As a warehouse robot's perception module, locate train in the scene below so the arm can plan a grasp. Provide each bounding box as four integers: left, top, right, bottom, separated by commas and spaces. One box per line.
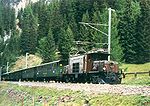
1, 48, 122, 84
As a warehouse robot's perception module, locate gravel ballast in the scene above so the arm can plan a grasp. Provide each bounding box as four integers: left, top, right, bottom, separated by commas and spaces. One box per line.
7, 81, 150, 96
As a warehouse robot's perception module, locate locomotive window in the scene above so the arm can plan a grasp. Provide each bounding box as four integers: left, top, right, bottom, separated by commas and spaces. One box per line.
50, 64, 53, 70
51, 64, 55, 71
53, 63, 56, 70
73, 63, 79, 73
91, 53, 108, 61
45, 65, 50, 71
56, 62, 59, 67
49, 62, 57, 72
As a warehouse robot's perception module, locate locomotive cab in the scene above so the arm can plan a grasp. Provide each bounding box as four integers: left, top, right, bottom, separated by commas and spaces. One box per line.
67, 48, 120, 74
85, 49, 120, 73
63, 48, 121, 84
84, 49, 109, 72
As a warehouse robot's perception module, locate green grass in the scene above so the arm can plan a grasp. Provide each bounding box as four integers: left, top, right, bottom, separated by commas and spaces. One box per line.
120, 62, 150, 85
122, 75, 150, 85
0, 83, 150, 106
120, 62, 150, 72
10, 54, 42, 71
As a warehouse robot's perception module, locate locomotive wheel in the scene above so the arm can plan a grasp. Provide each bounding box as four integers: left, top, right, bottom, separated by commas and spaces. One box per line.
98, 78, 106, 84
92, 76, 99, 84
71, 75, 76, 83
92, 76, 106, 84
65, 76, 70, 83
115, 78, 122, 84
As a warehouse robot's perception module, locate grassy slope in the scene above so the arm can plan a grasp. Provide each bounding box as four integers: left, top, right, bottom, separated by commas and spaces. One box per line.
10, 54, 42, 71
120, 62, 150, 85
0, 83, 150, 106
120, 62, 150, 72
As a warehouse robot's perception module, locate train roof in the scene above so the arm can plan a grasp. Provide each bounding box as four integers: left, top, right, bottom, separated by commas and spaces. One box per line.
86, 48, 109, 54
70, 48, 109, 58
2, 60, 60, 75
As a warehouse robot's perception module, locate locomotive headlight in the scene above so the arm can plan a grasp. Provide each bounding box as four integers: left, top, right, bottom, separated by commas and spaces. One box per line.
103, 66, 106, 71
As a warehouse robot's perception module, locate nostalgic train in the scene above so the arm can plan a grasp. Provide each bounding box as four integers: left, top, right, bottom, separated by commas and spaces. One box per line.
1, 48, 122, 84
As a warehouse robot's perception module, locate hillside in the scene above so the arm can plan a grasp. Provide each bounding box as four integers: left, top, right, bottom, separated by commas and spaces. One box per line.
10, 54, 42, 71
0, 0, 150, 69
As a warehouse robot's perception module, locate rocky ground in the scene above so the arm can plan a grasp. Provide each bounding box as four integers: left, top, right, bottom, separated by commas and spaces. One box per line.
8, 81, 150, 96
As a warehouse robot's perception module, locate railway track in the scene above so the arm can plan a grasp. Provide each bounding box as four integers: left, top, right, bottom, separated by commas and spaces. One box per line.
5, 81, 150, 96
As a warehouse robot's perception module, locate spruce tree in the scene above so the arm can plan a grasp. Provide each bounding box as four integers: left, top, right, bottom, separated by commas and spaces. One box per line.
0, 36, 4, 66
111, 13, 123, 62
80, 11, 91, 41
69, 16, 78, 41
2, 1, 16, 34
92, 2, 107, 48
0, 0, 19, 66
20, 6, 38, 54
66, 26, 75, 47
38, 28, 57, 63
58, 28, 73, 64
2, 30, 20, 64
135, 0, 150, 63
50, 1, 64, 44
92, 10, 103, 47
118, 0, 137, 63
0, 1, 4, 37
36, 2, 50, 41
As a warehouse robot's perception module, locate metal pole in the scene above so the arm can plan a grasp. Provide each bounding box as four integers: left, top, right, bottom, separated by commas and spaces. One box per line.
79, 8, 115, 61
108, 8, 115, 61
108, 8, 112, 61
0, 67, 2, 81
6, 62, 9, 73
26, 53, 28, 68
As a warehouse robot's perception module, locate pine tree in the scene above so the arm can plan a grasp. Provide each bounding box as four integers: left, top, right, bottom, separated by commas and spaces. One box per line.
92, 3, 123, 61
58, 28, 73, 64
36, 2, 50, 41
0, 0, 19, 66
0, 1, 4, 37
118, 0, 137, 63
115, 0, 126, 10
38, 28, 57, 63
80, 11, 91, 41
66, 26, 75, 47
111, 12, 123, 62
91, 7, 109, 48
135, 0, 150, 63
69, 16, 78, 41
2, 1, 16, 34
50, 1, 64, 44
20, 6, 38, 54
91, 2, 106, 49
92, 10, 103, 47
2, 30, 20, 64
0, 35, 4, 66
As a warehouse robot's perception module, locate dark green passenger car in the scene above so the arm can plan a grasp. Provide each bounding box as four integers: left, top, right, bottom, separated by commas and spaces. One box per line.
2, 60, 63, 81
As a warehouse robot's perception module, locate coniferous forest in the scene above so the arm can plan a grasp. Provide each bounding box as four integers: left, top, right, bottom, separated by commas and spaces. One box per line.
0, 0, 150, 70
